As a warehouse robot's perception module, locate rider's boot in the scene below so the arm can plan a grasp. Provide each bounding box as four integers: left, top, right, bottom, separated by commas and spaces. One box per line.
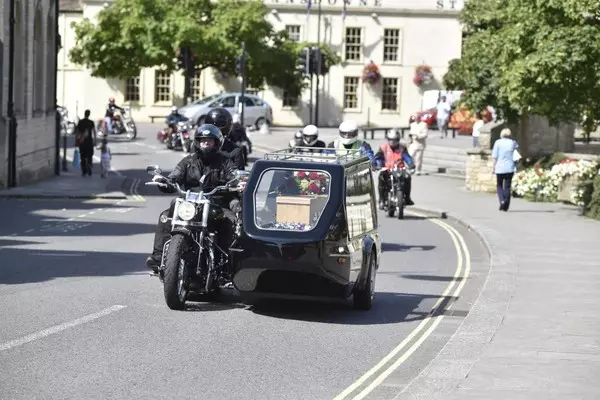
146, 254, 161, 274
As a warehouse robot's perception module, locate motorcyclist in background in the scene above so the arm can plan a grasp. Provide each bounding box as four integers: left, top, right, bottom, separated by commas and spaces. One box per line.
145, 124, 241, 274
374, 130, 416, 208
288, 130, 303, 149
229, 114, 252, 165
203, 108, 245, 170
327, 120, 376, 163
104, 97, 125, 134
293, 125, 326, 153
165, 106, 189, 141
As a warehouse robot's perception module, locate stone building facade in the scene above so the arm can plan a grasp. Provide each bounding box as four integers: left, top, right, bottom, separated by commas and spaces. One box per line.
57, 0, 463, 126
0, 0, 58, 187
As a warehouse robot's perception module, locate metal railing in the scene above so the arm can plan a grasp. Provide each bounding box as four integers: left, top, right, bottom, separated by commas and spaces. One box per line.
263, 148, 368, 165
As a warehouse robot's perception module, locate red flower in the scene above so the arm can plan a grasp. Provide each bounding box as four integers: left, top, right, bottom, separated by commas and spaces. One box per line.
308, 183, 320, 193
309, 172, 320, 180
297, 171, 307, 178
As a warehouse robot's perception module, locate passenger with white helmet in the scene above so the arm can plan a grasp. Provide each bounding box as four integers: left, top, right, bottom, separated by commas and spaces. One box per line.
165, 105, 189, 142
327, 120, 375, 162
374, 129, 416, 208
408, 114, 429, 175
293, 124, 326, 153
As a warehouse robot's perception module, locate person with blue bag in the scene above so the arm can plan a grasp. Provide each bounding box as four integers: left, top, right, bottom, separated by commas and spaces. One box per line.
374, 130, 416, 208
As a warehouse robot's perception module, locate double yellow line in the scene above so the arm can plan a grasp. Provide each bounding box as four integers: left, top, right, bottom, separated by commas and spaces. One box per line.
333, 211, 472, 400
128, 178, 145, 202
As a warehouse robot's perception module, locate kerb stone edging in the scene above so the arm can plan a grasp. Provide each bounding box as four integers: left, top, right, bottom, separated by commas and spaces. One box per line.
395, 206, 518, 400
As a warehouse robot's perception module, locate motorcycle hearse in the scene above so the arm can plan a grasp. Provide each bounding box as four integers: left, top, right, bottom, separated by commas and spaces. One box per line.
145, 147, 381, 311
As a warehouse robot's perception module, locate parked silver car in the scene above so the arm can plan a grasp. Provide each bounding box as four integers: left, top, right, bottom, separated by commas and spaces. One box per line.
178, 92, 273, 128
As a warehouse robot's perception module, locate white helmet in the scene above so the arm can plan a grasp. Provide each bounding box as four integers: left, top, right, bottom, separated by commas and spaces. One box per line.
232, 113, 241, 124
386, 129, 401, 144
302, 124, 319, 146
171, 106, 178, 113
338, 120, 359, 145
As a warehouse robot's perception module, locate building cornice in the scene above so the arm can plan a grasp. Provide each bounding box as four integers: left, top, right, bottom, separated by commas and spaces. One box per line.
266, 3, 460, 17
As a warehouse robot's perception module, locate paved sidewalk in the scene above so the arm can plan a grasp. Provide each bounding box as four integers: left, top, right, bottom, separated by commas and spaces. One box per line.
0, 169, 129, 199
394, 176, 600, 399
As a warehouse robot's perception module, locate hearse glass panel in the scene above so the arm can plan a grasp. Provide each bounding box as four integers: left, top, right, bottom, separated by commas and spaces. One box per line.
253, 168, 332, 232
345, 166, 376, 238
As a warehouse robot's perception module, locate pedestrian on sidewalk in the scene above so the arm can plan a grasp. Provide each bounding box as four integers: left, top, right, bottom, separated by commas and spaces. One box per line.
436, 96, 452, 138
408, 114, 428, 175
492, 128, 519, 211
77, 109, 97, 177
472, 112, 484, 148
98, 137, 112, 178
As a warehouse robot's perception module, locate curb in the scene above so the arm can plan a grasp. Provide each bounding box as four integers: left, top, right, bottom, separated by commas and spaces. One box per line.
394, 205, 518, 400
0, 175, 129, 201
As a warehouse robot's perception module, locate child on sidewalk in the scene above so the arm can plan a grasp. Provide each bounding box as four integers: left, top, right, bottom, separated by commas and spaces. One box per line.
98, 137, 112, 178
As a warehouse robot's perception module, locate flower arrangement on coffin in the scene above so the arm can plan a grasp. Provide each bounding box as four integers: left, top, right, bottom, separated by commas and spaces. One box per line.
293, 171, 330, 195
413, 64, 434, 86
361, 61, 381, 85
273, 222, 312, 231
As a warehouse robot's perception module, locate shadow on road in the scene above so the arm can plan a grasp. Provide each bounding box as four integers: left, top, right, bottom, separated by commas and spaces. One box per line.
247, 292, 457, 325
381, 242, 436, 252
0, 244, 149, 285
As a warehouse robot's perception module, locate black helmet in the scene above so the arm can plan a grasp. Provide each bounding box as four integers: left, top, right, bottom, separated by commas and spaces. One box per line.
204, 108, 233, 136
194, 124, 224, 157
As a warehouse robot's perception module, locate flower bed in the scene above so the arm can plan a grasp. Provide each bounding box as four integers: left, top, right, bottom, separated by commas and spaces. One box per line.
512, 157, 600, 205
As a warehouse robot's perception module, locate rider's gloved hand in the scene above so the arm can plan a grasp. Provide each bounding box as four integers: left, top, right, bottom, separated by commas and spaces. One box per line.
152, 175, 169, 187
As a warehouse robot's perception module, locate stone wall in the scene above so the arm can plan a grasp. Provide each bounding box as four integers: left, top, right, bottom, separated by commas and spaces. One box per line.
0, 0, 58, 187
466, 149, 496, 193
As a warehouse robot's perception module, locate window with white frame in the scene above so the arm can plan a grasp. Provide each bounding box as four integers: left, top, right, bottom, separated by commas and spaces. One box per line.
154, 70, 171, 102
286, 25, 301, 42
381, 78, 399, 111
383, 29, 400, 62
343, 77, 360, 110
192, 71, 202, 100
124, 76, 140, 102
283, 90, 299, 107
344, 28, 362, 61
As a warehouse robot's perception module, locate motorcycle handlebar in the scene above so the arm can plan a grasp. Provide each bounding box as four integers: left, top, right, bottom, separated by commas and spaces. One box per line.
146, 176, 237, 197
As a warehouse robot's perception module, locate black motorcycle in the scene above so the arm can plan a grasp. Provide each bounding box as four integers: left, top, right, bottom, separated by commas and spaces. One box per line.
145, 165, 249, 310
382, 161, 411, 219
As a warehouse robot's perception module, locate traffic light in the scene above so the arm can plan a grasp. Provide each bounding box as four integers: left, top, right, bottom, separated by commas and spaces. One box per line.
177, 47, 189, 69
296, 47, 310, 76
235, 55, 244, 75
309, 47, 328, 76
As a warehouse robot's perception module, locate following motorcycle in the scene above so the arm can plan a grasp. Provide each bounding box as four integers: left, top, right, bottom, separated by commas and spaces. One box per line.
381, 160, 412, 219
145, 165, 250, 310
97, 109, 137, 140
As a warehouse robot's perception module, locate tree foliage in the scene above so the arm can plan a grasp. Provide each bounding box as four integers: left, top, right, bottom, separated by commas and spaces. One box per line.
69, 0, 340, 96
443, 0, 600, 125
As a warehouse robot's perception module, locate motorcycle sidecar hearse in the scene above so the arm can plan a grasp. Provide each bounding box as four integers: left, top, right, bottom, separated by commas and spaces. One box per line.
234, 148, 381, 310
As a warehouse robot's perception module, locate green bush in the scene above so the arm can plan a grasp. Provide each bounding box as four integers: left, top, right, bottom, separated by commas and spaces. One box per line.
584, 175, 600, 221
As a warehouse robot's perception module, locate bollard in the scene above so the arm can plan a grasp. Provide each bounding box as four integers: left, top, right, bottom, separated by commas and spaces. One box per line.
61, 133, 68, 171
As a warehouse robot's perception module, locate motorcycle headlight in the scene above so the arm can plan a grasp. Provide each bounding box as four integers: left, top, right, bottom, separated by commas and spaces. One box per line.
177, 201, 196, 221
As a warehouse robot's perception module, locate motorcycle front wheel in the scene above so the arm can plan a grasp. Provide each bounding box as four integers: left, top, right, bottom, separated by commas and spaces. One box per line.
387, 192, 395, 218
162, 234, 191, 310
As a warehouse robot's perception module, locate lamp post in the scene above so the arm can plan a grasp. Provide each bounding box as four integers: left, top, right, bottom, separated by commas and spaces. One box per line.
7, 0, 18, 187
314, 1, 322, 127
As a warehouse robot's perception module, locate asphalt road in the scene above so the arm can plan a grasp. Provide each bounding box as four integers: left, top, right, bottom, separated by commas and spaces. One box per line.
0, 124, 490, 400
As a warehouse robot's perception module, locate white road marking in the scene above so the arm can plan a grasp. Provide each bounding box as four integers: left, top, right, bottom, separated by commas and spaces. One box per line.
29, 252, 87, 257
0, 305, 126, 352
24, 229, 34, 233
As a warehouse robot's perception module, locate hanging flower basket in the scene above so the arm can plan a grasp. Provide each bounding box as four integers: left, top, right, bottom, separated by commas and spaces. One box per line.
413, 64, 434, 86
361, 61, 381, 85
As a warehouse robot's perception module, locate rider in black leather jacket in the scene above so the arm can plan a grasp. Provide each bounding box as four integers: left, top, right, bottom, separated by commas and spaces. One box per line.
203, 108, 245, 170
146, 124, 240, 273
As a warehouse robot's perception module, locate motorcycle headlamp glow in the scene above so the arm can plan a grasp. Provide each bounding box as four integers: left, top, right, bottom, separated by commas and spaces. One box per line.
177, 201, 196, 221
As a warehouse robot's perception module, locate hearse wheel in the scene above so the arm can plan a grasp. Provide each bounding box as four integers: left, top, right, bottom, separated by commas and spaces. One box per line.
162, 234, 190, 310
353, 251, 376, 310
